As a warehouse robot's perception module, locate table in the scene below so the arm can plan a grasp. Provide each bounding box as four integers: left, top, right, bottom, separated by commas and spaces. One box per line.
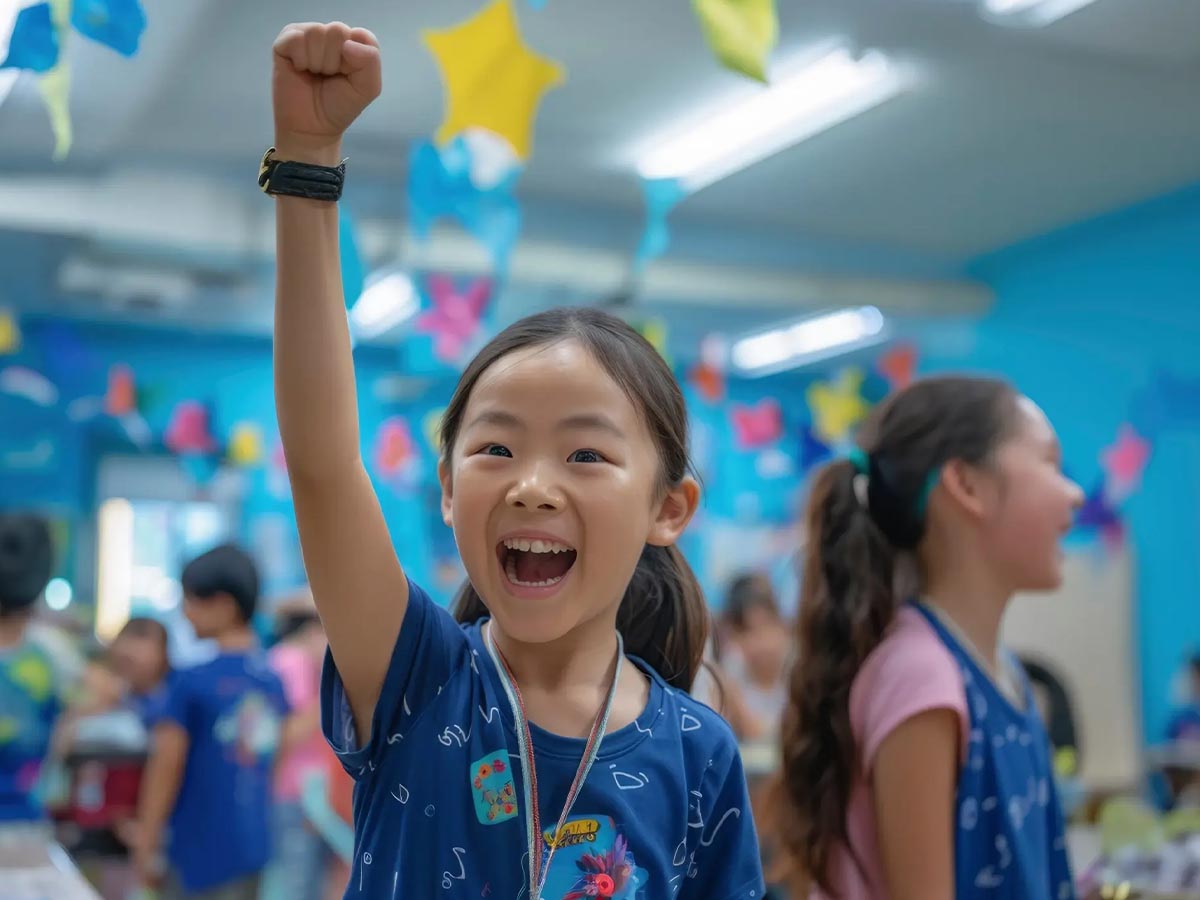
0, 824, 102, 900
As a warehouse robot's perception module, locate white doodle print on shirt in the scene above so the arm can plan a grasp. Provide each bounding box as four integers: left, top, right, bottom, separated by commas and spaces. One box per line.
360, 852, 373, 892
479, 704, 501, 725
390, 782, 410, 804
960, 796, 978, 831
688, 790, 704, 829
700, 807, 742, 847
441, 847, 467, 890
975, 865, 1003, 889
680, 707, 702, 733
609, 763, 649, 790
438, 723, 471, 748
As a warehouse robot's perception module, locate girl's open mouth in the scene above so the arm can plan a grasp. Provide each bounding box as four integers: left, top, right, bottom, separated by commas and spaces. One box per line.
496, 537, 578, 589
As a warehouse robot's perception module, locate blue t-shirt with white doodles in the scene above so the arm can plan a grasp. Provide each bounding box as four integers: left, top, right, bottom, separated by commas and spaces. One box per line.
321, 579, 765, 900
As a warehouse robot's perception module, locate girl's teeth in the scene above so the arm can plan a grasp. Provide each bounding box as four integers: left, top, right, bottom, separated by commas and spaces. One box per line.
503, 538, 571, 554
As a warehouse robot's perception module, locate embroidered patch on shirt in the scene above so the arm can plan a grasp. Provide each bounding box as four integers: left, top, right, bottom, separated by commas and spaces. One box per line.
470, 749, 518, 825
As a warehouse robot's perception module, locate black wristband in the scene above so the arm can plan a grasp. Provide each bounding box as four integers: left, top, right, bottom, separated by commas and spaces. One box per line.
258, 147, 346, 201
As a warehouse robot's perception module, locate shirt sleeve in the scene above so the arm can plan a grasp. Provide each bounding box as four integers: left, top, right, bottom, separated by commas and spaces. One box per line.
320, 578, 471, 778
683, 746, 767, 900
850, 621, 969, 774
157, 669, 195, 734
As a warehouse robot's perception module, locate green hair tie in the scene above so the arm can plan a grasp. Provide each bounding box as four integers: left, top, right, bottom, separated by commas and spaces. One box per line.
914, 468, 940, 519
846, 447, 870, 476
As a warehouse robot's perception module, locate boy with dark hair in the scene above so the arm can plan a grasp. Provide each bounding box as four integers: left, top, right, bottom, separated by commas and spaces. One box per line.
135, 544, 289, 900
0, 512, 64, 822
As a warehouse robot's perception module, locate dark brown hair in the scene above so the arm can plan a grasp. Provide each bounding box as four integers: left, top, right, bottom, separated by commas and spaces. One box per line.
722, 572, 781, 632
777, 375, 1019, 894
441, 307, 708, 691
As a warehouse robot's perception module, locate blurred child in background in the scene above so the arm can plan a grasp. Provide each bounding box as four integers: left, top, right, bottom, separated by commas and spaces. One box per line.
135, 544, 290, 900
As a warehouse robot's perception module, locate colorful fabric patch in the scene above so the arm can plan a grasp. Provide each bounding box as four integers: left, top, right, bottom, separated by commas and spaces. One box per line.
470, 749, 518, 825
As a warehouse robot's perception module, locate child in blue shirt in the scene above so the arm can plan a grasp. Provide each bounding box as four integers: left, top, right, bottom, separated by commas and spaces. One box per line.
135, 544, 289, 900
0, 513, 62, 823
270, 22, 765, 899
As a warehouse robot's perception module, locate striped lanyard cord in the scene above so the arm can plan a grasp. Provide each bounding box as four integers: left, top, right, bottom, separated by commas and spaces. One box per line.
484, 622, 624, 900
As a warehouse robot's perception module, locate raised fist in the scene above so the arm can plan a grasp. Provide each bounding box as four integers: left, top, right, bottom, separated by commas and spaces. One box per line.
272, 22, 381, 147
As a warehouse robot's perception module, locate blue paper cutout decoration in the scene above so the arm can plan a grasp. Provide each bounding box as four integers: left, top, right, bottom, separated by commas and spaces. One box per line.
799, 424, 832, 472
1, 3, 60, 73
339, 210, 366, 308
407, 136, 522, 276
71, 0, 146, 57
528, 0, 549, 7
634, 177, 686, 272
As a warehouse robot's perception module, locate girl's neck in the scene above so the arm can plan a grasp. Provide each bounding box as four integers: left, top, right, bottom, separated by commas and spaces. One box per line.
489, 611, 620, 694
922, 568, 1011, 673
487, 611, 649, 738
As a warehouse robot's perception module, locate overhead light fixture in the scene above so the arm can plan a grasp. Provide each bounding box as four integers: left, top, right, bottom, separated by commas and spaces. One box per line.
731, 306, 887, 376
348, 269, 420, 341
636, 45, 909, 193
981, 0, 1099, 26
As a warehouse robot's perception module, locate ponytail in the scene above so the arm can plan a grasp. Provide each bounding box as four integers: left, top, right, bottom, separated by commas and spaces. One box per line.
775, 375, 1021, 894
776, 458, 899, 894
453, 542, 708, 692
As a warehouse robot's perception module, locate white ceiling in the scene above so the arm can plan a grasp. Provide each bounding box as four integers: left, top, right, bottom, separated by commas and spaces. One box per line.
0, 0, 1198, 326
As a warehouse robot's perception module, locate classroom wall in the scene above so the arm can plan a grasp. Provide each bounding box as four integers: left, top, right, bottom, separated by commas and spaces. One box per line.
962, 183, 1200, 742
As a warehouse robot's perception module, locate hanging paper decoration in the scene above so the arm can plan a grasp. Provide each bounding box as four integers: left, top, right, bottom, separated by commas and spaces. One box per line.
632, 318, 670, 363
755, 447, 793, 479
460, 127, 521, 190
634, 177, 687, 272
0, 437, 56, 472
164, 401, 217, 455
731, 398, 782, 450
798, 424, 832, 472
104, 364, 136, 416
0, 3, 59, 72
807, 367, 870, 445
0, 309, 19, 355
1075, 479, 1124, 552
228, 422, 265, 467
691, 0, 779, 83
408, 136, 522, 274
118, 412, 152, 450
67, 395, 104, 421
689, 362, 725, 404
70, 0, 146, 57
877, 342, 918, 391
0, 366, 58, 407
1101, 424, 1151, 503
374, 417, 420, 487
180, 453, 219, 489
423, 407, 446, 455
417, 274, 492, 364
422, 0, 565, 161
38, 0, 73, 160
339, 210, 365, 309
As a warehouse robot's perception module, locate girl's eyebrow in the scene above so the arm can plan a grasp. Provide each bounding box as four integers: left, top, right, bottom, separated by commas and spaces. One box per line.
465, 409, 626, 440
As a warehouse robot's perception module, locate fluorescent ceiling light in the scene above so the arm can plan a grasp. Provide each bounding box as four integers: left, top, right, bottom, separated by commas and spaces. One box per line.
982, 0, 1099, 26
637, 46, 908, 193
349, 269, 419, 340
731, 306, 887, 375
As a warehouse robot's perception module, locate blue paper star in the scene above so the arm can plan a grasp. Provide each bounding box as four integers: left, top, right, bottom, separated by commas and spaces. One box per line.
71, 0, 146, 57
407, 137, 522, 276
1, 3, 59, 73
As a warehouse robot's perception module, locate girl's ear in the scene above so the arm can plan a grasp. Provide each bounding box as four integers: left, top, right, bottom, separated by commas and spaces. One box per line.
439, 459, 453, 528
647, 477, 700, 547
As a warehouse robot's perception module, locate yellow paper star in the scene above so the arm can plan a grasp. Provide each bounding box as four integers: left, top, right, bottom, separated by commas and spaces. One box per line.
0, 309, 20, 354
692, 0, 778, 83
228, 422, 265, 467
10, 654, 54, 703
806, 367, 870, 445
423, 0, 565, 160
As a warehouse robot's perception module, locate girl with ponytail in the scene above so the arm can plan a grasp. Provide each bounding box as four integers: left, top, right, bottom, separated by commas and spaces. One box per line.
778, 376, 1084, 900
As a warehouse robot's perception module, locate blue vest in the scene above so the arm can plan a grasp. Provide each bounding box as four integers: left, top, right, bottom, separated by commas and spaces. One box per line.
913, 604, 1075, 900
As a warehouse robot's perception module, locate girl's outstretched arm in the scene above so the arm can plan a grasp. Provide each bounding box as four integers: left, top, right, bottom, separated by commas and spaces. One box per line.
271, 21, 404, 742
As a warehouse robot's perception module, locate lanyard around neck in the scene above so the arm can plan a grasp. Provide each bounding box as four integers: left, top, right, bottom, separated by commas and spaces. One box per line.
484, 622, 624, 900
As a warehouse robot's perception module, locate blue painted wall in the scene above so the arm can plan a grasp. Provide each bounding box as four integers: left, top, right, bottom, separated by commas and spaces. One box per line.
958, 184, 1200, 741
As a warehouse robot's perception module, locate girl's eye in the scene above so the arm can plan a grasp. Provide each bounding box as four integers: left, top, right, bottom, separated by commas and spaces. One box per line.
569, 449, 604, 464
483, 445, 512, 458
